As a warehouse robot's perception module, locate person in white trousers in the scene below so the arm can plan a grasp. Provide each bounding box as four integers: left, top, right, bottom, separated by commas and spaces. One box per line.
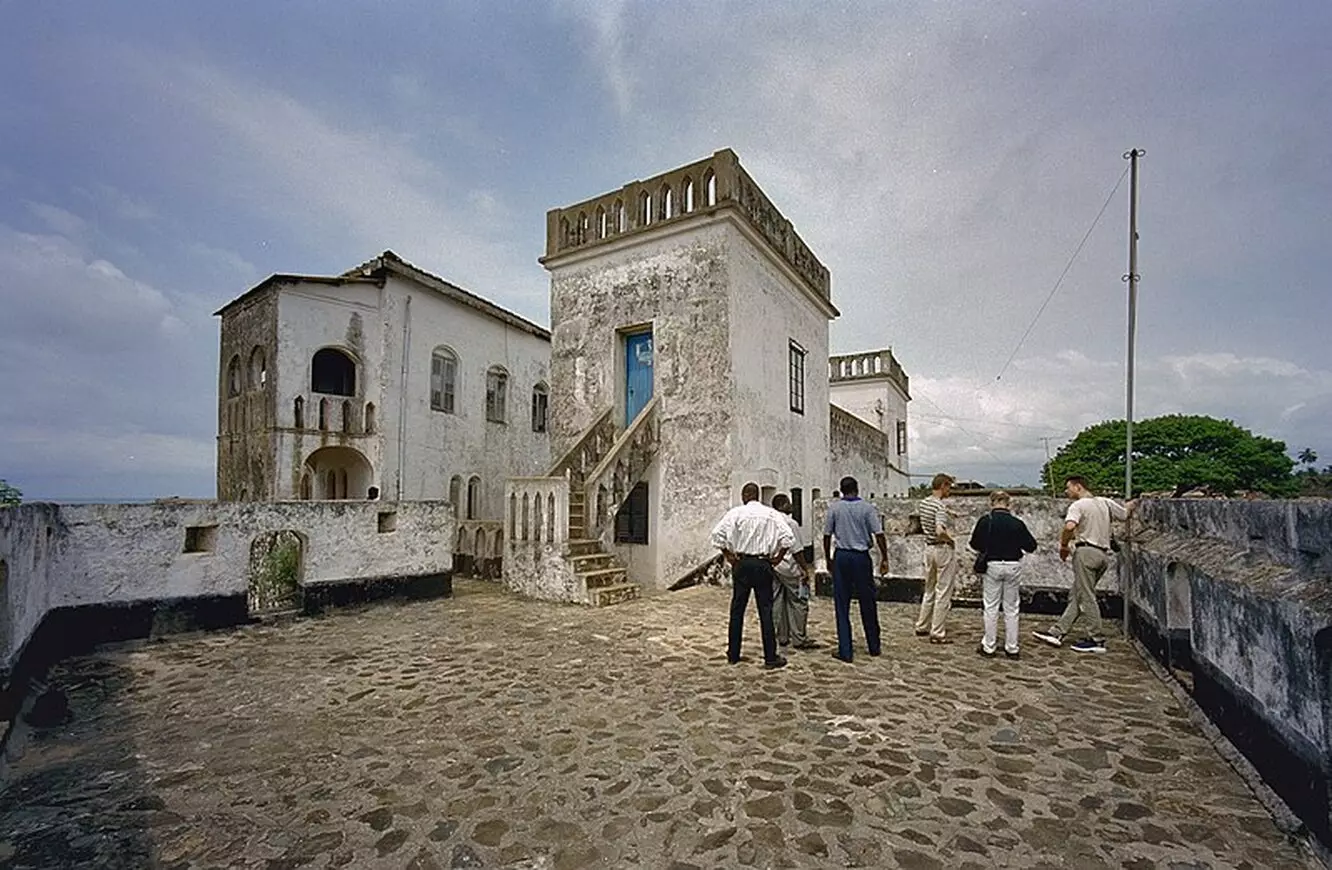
968, 490, 1038, 659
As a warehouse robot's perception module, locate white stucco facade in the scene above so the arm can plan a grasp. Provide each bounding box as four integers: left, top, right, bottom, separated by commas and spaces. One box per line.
217, 252, 551, 528
828, 349, 912, 497
543, 150, 838, 591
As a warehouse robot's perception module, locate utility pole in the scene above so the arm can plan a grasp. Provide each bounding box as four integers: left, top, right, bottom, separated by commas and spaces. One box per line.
1040, 437, 1055, 497
1123, 148, 1144, 499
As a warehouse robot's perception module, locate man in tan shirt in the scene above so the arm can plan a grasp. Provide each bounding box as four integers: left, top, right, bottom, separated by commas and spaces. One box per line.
1033, 475, 1135, 653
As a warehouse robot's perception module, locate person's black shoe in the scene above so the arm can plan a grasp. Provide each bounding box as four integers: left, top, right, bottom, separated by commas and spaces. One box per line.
868, 649, 882, 657
977, 646, 996, 658
1004, 650, 1021, 660
727, 655, 751, 665
830, 652, 853, 663
763, 656, 788, 670
792, 639, 820, 650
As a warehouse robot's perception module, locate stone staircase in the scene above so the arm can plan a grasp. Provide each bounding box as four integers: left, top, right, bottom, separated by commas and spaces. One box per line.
566, 484, 640, 607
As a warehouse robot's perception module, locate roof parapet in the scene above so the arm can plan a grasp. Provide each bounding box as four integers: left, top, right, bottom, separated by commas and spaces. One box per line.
829, 348, 910, 399
540, 149, 831, 302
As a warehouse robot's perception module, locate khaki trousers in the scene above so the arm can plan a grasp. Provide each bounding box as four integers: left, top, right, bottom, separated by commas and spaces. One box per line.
1053, 545, 1107, 640
916, 543, 957, 639
772, 573, 810, 646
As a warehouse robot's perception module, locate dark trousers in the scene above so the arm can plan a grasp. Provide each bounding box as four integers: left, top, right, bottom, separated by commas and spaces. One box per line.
728, 557, 779, 664
832, 549, 881, 660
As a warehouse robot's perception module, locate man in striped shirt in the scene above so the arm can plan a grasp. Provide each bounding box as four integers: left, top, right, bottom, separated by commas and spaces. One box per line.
916, 473, 958, 643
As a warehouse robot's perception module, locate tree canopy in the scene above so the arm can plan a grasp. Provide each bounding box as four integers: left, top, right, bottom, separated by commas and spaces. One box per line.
0, 479, 20, 506
1042, 415, 1297, 497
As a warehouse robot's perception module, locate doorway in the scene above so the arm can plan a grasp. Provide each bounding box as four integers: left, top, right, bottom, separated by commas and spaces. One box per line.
624, 329, 654, 426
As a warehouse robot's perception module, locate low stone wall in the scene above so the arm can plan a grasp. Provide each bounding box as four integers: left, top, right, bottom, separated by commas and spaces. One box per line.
1126, 498, 1332, 848
0, 500, 456, 684
812, 494, 1126, 596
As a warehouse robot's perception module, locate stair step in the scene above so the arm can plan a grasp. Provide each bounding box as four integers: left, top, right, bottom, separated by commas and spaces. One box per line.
570, 553, 615, 570
580, 567, 627, 588
589, 582, 640, 607
567, 538, 601, 557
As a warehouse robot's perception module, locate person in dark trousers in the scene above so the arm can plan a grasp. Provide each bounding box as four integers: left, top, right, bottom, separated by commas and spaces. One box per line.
968, 490, 1038, 659
822, 476, 890, 663
711, 482, 795, 669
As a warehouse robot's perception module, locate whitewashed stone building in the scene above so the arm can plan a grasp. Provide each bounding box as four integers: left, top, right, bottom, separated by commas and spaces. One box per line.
215, 251, 551, 571
505, 149, 890, 604
828, 348, 912, 498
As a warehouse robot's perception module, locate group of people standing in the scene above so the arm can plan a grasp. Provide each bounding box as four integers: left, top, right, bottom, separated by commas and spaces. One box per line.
711, 473, 1134, 665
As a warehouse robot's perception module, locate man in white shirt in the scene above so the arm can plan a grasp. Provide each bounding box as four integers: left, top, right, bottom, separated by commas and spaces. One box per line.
771, 493, 817, 650
1033, 475, 1135, 653
712, 482, 794, 669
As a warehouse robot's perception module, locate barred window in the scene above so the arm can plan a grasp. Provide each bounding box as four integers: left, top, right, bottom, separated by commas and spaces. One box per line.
485, 366, 508, 423
789, 341, 806, 414
531, 383, 549, 433
431, 348, 457, 413
614, 482, 649, 545
896, 420, 908, 455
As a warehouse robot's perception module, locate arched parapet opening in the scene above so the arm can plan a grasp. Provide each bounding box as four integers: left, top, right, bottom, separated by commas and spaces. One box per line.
311, 347, 357, 397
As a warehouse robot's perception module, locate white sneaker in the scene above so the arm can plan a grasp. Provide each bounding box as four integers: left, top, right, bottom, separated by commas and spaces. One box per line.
1031, 629, 1062, 647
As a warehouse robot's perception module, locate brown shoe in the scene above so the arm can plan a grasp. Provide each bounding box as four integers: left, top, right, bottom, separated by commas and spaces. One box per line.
929, 636, 954, 645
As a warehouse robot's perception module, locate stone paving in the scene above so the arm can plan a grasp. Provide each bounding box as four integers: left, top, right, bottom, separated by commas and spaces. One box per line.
0, 580, 1318, 869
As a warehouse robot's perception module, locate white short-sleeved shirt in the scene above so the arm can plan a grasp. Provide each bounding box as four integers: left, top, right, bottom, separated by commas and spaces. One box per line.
711, 501, 795, 557
1066, 496, 1127, 548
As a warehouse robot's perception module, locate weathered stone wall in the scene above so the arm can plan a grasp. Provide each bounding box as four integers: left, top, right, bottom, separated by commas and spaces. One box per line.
217, 288, 279, 500
0, 500, 456, 678
828, 406, 909, 500
726, 221, 832, 551
547, 220, 737, 592
812, 495, 1113, 595
1125, 498, 1332, 845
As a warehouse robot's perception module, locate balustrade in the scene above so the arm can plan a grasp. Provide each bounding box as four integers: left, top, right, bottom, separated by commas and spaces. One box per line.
582, 397, 660, 543
504, 477, 568, 548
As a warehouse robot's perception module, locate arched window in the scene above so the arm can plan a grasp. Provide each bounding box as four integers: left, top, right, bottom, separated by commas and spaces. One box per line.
485, 366, 508, 423
431, 347, 458, 413
683, 177, 695, 213
324, 470, 337, 499
613, 200, 626, 233
559, 216, 570, 248
318, 398, 328, 431
577, 211, 589, 244
704, 169, 717, 206
448, 474, 463, 508
300, 473, 312, 500
531, 382, 549, 433
247, 346, 267, 390
226, 355, 241, 398
638, 191, 652, 226
659, 184, 673, 220
364, 402, 376, 434
341, 399, 353, 433
596, 206, 607, 239
293, 396, 305, 429
311, 348, 356, 396
466, 475, 482, 520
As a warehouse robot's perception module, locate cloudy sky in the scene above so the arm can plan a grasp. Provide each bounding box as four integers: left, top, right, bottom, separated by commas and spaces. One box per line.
2, 1, 1329, 499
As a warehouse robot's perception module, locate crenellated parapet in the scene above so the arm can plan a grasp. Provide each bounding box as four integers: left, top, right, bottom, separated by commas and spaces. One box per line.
541, 148, 831, 301
829, 348, 910, 399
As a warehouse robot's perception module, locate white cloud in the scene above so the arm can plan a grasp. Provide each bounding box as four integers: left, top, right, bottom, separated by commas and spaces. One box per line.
908, 349, 1332, 484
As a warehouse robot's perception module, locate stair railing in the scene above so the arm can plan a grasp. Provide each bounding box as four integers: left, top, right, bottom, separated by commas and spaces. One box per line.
583, 397, 661, 544
545, 407, 617, 482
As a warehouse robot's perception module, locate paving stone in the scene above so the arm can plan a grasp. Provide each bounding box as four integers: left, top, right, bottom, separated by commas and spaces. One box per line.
0, 582, 1314, 868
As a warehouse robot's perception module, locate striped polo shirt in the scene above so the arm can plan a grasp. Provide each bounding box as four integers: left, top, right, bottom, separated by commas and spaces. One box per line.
918, 495, 951, 544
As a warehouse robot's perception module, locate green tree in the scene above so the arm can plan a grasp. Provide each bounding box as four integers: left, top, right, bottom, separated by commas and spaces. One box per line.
1041, 415, 1298, 497
0, 479, 21, 506
1298, 447, 1318, 469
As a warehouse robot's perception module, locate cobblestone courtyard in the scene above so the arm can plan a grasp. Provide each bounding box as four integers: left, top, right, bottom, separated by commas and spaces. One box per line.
0, 580, 1317, 869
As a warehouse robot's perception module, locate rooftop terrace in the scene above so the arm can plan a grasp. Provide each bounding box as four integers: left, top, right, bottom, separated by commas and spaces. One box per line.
0, 580, 1316, 868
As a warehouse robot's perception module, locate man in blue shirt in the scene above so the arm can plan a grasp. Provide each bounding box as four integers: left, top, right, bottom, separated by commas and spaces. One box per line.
822, 476, 890, 662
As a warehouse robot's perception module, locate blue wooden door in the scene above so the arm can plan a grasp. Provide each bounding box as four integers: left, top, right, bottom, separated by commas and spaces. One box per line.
625, 331, 654, 426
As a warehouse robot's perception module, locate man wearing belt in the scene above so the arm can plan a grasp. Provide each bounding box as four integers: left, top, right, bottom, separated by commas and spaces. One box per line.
822, 476, 890, 663
712, 482, 795, 669
915, 473, 958, 643
1033, 475, 1135, 653
968, 490, 1038, 659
